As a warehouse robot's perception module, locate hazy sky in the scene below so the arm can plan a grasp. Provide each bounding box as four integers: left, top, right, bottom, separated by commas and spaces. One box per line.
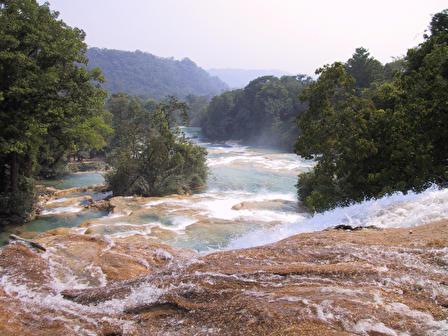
42, 0, 447, 74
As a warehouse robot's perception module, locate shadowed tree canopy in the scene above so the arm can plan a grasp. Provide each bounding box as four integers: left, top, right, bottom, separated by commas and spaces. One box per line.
345, 47, 384, 89
0, 0, 109, 222
295, 9, 448, 212
202, 75, 312, 150
106, 94, 208, 197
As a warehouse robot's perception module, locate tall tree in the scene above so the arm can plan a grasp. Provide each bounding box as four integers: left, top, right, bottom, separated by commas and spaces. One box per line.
402, 8, 448, 185
346, 47, 384, 89
0, 0, 106, 221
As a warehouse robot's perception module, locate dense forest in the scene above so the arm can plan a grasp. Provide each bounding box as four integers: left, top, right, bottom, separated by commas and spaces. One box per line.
202, 55, 403, 152
295, 10, 448, 211
0, 0, 207, 224
1, 0, 447, 226
184, 94, 211, 127
0, 0, 111, 223
87, 48, 228, 100
202, 75, 312, 151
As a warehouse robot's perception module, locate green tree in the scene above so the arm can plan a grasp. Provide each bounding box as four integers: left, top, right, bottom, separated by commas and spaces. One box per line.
0, 0, 106, 221
402, 8, 448, 185
184, 94, 210, 126
202, 75, 311, 150
295, 10, 448, 212
202, 90, 240, 141
346, 47, 384, 89
106, 95, 207, 196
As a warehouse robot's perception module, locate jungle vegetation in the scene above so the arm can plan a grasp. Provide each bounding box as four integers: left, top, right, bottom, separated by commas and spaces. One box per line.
295, 9, 448, 212
202, 75, 312, 151
0, 0, 208, 223
105, 94, 207, 197
0, 0, 111, 223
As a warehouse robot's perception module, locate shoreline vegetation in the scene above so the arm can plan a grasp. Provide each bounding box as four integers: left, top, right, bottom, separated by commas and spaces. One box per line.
0, 1, 447, 335
203, 10, 448, 213
1, 1, 446, 224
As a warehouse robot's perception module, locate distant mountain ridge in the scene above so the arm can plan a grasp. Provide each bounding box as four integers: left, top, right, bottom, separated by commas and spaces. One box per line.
87, 48, 228, 99
208, 68, 290, 88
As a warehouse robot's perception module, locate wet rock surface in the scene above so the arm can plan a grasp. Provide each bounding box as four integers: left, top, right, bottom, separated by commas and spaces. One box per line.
0, 220, 447, 335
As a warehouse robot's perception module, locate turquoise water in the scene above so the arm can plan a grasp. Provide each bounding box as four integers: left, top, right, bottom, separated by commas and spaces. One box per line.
40, 172, 105, 189
132, 127, 315, 251
208, 165, 296, 193
0, 172, 107, 245
0, 129, 314, 251
22, 210, 108, 233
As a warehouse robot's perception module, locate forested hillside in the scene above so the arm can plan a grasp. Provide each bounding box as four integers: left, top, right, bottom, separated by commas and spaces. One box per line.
202, 75, 312, 151
87, 48, 228, 99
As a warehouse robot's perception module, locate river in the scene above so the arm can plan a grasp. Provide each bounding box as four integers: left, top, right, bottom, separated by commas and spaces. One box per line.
3, 127, 448, 252
1, 127, 448, 335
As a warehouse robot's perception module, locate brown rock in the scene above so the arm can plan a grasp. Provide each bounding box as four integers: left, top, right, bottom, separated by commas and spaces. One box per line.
0, 220, 447, 335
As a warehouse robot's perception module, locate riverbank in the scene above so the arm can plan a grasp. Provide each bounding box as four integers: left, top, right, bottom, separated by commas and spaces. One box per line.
0, 171, 108, 246
2, 127, 313, 252
0, 219, 446, 335
0, 128, 447, 335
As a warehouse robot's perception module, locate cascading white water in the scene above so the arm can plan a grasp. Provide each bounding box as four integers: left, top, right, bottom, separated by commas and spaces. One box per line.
1, 127, 447, 336
228, 185, 448, 249
9, 127, 448, 252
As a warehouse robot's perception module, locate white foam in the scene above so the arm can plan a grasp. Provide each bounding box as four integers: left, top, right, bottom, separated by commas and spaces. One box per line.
353, 319, 400, 336
42, 248, 108, 291
228, 186, 448, 249
168, 216, 197, 232
145, 199, 168, 207
385, 302, 448, 335
207, 150, 314, 173
41, 206, 83, 215
0, 274, 163, 316
46, 197, 70, 204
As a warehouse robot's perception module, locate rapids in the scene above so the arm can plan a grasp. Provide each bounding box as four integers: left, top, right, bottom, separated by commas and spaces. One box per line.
0, 127, 447, 335
67, 127, 316, 251
4, 127, 448, 252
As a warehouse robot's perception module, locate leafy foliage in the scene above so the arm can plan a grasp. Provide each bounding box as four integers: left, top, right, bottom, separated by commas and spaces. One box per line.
184, 95, 211, 127
0, 0, 110, 221
106, 94, 207, 196
296, 9, 448, 212
202, 75, 312, 150
345, 47, 385, 89
87, 48, 228, 100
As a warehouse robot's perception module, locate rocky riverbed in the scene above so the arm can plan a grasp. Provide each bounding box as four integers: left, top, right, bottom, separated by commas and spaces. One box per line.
0, 219, 447, 335
1, 130, 448, 335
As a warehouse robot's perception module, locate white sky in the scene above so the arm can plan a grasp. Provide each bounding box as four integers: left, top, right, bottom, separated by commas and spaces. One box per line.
42, 0, 447, 74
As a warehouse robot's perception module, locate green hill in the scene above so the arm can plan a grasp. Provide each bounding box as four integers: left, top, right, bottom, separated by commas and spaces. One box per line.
87, 48, 228, 99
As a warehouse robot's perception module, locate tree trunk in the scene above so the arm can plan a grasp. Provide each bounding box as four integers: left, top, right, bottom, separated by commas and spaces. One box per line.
10, 153, 18, 193
0, 158, 5, 193
24, 153, 33, 178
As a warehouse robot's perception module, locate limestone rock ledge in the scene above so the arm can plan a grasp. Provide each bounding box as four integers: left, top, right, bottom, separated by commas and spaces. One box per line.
0, 221, 447, 335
